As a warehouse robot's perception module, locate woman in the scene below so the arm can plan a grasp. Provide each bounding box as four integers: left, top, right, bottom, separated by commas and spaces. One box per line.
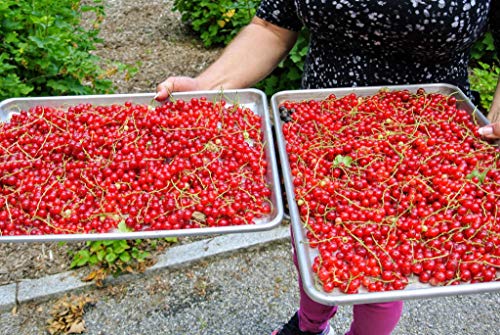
156, 1, 500, 334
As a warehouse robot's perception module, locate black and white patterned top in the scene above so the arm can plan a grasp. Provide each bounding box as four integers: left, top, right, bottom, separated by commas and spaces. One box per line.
256, 0, 499, 98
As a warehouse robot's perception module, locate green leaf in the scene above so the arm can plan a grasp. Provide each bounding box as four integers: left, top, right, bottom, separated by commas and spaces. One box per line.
483, 32, 496, 51
290, 52, 303, 63
88, 254, 99, 265
466, 169, 487, 184
70, 259, 80, 269
119, 251, 131, 263
266, 75, 279, 87
131, 247, 143, 259
136, 251, 150, 261
131, 246, 139, 255
164, 237, 178, 243
286, 67, 302, 81
71, 250, 90, 268
89, 241, 103, 253
118, 219, 132, 232
28, 36, 45, 48
113, 245, 128, 254
96, 249, 106, 262
149, 240, 158, 249
333, 155, 353, 168
4, 32, 19, 44
105, 252, 118, 264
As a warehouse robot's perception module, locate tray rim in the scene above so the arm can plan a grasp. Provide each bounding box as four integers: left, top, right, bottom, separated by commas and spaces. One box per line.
0, 87, 268, 101
271, 83, 499, 305
0, 88, 284, 243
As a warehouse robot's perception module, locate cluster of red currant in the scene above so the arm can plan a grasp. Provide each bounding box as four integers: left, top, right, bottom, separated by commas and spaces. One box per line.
281, 89, 499, 293
0, 97, 272, 236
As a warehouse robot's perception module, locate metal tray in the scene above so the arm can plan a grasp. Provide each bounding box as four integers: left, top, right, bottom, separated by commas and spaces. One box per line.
0, 89, 283, 242
271, 83, 499, 305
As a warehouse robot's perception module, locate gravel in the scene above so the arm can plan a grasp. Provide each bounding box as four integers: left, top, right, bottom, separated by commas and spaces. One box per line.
86, 0, 222, 94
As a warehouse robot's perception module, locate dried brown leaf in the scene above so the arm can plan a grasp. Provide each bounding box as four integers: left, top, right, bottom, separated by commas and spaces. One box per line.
67, 320, 86, 334
192, 211, 206, 223
82, 268, 109, 283
46, 295, 94, 335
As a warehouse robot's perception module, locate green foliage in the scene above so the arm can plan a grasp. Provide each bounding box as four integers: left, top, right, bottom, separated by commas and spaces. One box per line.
469, 32, 498, 114
466, 169, 487, 184
70, 239, 150, 274
333, 154, 353, 168
0, 0, 126, 100
255, 29, 309, 96
469, 61, 500, 113
69, 236, 178, 281
173, 0, 259, 47
470, 32, 497, 63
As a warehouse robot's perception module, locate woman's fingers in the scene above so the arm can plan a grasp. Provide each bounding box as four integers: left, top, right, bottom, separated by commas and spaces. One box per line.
478, 122, 500, 139
155, 76, 200, 101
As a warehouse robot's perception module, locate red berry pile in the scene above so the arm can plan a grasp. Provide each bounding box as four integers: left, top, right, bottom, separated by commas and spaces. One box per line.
0, 97, 272, 236
281, 89, 500, 293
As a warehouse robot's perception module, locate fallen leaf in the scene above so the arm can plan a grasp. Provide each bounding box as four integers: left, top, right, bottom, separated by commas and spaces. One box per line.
67, 320, 86, 334
46, 295, 94, 335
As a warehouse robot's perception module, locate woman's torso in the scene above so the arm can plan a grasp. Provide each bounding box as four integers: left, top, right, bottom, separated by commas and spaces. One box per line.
257, 0, 492, 95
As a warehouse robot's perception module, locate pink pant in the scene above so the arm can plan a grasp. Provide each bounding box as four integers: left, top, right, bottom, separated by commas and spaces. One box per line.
291, 229, 403, 335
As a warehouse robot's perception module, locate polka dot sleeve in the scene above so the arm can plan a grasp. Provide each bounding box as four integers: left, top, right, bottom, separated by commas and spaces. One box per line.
255, 0, 303, 32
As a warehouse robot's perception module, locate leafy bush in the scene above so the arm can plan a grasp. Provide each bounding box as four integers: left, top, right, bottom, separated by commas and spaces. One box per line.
173, 0, 259, 47
469, 61, 500, 113
0, 0, 121, 100
70, 239, 152, 285
70, 239, 150, 271
70, 236, 178, 283
469, 32, 499, 115
471, 32, 497, 63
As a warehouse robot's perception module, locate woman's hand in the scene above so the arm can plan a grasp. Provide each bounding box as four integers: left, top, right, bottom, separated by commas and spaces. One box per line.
480, 76, 500, 140
478, 122, 500, 139
155, 76, 200, 101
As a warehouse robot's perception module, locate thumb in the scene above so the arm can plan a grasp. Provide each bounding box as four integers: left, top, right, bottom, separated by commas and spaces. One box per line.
155, 76, 200, 101
478, 122, 500, 139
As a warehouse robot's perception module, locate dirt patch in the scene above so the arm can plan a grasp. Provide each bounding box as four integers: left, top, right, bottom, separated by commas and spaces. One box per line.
90, 0, 222, 93
0, 242, 81, 286
0, 0, 222, 286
